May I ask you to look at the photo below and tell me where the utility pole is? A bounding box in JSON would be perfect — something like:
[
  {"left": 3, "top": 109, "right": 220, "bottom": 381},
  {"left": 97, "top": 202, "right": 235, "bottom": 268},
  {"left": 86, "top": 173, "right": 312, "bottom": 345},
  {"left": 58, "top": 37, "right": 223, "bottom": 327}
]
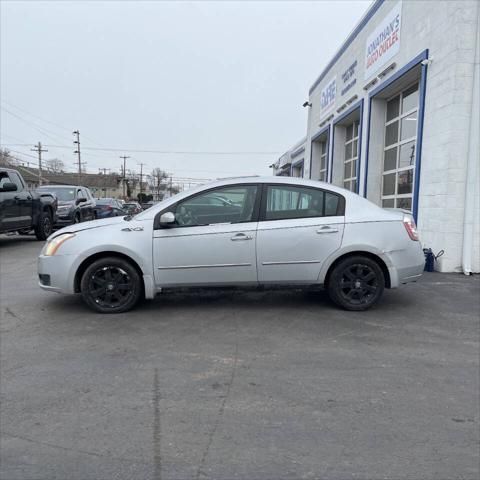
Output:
[
  {"left": 120, "top": 155, "right": 130, "bottom": 199},
  {"left": 137, "top": 162, "right": 146, "bottom": 197},
  {"left": 73, "top": 130, "right": 85, "bottom": 183},
  {"left": 31, "top": 142, "right": 48, "bottom": 186},
  {"left": 99, "top": 168, "right": 110, "bottom": 198}
]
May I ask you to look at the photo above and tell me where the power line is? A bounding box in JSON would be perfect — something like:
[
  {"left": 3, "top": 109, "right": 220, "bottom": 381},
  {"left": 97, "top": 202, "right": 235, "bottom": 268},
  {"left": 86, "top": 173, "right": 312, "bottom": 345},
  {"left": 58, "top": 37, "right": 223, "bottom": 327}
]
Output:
[
  {"left": 1, "top": 101, "right": 72, "bottom": 133},
  {"left": 0, "top": 143, "right": 280, "bottom": 155},
  {"left": 1, "top": 101, "right": 110, "bottom": 149},
  {"left": 1, "top": 107, "right": 72, "bottom": 147}
]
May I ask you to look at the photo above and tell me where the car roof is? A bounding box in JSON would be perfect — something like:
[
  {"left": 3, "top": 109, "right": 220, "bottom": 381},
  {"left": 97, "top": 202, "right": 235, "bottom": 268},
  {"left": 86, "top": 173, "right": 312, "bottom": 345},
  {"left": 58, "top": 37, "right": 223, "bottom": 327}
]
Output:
[
  {"left": 38, "top": 184, "right": 84, "bottom": 189},
  {"left": 135, "top": 175, "right": 392, "bottom": 223}
]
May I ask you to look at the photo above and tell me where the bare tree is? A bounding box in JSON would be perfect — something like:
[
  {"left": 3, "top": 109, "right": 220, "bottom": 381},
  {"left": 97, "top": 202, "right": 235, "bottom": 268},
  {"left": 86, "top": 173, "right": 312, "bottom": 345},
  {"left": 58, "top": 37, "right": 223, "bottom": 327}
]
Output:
[
  {"left": 0, "top": 148, "right": 13, "bottom": 167},
  {"left": 149, "top": 168, "right": 168, "bottom": 200},
  {"left": 45, "top": 158, "right": 65, "bottom": 173}
]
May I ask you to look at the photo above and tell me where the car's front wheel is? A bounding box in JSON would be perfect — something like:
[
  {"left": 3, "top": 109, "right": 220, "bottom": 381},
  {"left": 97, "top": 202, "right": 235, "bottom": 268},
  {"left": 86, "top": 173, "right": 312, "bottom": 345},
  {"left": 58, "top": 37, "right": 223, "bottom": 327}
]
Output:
[
  {"left": 327, "top": 256, "right": 385, "bottom": 311},
  {"left": 80, "top": 257, "right": 142, "bottom": 313}
]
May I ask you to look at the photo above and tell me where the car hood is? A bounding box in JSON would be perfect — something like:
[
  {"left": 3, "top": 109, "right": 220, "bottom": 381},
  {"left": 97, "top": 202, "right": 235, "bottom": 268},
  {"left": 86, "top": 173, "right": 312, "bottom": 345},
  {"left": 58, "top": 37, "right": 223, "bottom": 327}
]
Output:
[{"left": 48, "top": 216, "right": 127, "bottom": 239}]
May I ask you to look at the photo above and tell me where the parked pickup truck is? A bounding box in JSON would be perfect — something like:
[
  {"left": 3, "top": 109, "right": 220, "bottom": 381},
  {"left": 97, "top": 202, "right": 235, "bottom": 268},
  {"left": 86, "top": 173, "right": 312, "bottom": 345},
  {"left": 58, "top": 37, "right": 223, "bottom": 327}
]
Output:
[{"left": 0, "top": 167, "right": 57, "bottom": 240}]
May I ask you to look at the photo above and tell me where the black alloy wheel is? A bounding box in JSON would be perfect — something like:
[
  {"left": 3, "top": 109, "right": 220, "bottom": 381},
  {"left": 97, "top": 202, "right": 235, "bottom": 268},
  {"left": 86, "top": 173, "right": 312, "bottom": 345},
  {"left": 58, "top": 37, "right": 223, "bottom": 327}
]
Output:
[
  {"left": 34, "top": 211, "right": 53, "bottom": 240},
  {"left": 327, "top": 256, "right": 384, "bottom": 311},
  {"left": 81, "top": 257, "right": 142, "bottom": 313}
]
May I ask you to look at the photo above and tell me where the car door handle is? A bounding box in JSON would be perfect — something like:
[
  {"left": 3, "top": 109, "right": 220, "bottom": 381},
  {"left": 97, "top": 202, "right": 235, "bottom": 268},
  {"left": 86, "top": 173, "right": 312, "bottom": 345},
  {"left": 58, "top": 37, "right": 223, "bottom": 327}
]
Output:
[
  {"left": 231, "top": 233, "right": 253, "bottom": 241},
  {"left": 316, "top": 226, "right": 339, "bottom": 234}
]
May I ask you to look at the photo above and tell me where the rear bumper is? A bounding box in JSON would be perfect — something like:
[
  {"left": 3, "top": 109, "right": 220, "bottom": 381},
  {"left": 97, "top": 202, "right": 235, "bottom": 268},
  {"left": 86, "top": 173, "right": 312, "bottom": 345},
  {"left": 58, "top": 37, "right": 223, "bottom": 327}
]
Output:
[{"left": 386, "top": 242, "right": 425, "bottom": 288}]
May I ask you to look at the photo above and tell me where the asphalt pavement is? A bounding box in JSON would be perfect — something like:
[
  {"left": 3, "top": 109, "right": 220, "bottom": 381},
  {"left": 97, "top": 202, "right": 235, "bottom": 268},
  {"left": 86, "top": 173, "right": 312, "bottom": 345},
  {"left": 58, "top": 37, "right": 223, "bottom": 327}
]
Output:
[{"left": 1, "top": 234, "right": 479, "bottom": 480}]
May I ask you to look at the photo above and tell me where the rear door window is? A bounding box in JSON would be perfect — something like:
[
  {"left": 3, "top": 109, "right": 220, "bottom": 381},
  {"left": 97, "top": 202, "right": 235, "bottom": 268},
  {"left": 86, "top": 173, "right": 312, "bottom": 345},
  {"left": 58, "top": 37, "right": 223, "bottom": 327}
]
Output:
[{"left": 264, "top": 185, "right": 344, "bottom": 221}]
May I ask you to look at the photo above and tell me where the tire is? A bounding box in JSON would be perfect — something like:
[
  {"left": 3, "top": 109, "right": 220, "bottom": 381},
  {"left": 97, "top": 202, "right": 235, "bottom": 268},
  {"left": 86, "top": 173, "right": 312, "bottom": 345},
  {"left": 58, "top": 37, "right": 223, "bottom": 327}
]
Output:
[
  {"left": 327, "top": 255, "right": 385, "bottom": 311},
  {"left": 34, "top": 210, "right": 53, "bottom": 241},
  {"left": 80, "top": 257, "right": 142, "bottom": 313}
]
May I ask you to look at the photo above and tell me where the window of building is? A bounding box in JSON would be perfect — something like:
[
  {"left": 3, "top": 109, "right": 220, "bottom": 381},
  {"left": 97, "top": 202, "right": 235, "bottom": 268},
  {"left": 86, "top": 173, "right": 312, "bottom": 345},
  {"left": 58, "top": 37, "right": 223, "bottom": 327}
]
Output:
[
  {"left": 343, "top": 121, "right": 359, "bottom": 192},
  {"left": 319, "top": 142, "right": 328, "bottom": 181},
  {"left": 291, "top": 161, "right": 304, "bottom": 178},
  {"left": 265, "top": 185, "right": 343, "bottom": 220},
  {"left": 381, "top": 83, "right": 419, "bottom": 210},
  {"left": 311, "top": 130, "right": 329, "bottom": 182}
]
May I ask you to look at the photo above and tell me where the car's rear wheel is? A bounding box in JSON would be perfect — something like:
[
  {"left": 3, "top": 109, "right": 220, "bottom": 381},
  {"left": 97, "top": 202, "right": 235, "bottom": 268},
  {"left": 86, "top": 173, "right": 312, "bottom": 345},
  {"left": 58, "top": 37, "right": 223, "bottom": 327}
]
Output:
[
  {"left": 34, "top": 210, "right": 53, "bottom": 241},
  {"left": 80, "top": 257, "right": 142, "bottom": 313},
  {"left": 327, "top": 256, "right": 384, "bottom": 311}
]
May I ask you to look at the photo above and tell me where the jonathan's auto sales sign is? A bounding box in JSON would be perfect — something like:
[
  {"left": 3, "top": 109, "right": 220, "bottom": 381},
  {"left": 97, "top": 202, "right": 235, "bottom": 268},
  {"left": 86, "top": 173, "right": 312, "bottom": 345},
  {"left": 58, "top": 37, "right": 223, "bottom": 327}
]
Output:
[{"left": 364, "top": 2, "right": 402, "bottom": 79}]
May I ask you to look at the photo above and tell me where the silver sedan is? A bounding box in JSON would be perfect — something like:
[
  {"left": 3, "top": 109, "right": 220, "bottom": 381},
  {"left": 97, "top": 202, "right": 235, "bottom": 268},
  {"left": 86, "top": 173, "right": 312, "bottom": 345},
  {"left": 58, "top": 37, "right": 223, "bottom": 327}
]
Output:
[{"left": 38, "top": 176, "right": 424, "bottom": 313}]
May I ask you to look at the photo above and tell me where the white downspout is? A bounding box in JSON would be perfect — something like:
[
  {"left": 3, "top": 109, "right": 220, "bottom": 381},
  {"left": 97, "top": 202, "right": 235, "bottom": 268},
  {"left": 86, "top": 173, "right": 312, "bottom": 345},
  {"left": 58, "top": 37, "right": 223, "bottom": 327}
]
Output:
[{"left": 462, "top": 3, "right": 480, "bottom": 275}]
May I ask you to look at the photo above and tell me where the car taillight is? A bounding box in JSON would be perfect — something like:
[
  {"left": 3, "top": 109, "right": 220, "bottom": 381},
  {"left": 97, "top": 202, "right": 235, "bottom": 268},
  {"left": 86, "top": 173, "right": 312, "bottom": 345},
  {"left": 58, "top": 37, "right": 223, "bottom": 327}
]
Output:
[{"left": 403, "top": 215, "right": 419, "bottom": 241}]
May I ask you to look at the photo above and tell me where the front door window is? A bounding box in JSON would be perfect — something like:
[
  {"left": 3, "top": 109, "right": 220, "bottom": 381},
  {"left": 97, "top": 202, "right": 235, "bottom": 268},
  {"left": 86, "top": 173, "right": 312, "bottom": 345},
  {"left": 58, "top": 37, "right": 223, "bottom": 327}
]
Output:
[{"left": 174, "top": 185, "right": 258, "bottom": 226}]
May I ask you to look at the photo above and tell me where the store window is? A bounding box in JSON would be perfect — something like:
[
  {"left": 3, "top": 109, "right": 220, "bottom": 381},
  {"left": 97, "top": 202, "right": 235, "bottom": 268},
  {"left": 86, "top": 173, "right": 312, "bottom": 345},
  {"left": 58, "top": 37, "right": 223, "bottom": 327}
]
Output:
[
  {"left": 382, "top": 83, "right": 419, "bottom": 210},
  {"left": 319, "top": 142, "right": 328, "bottom": 181},
  {"left": 343, "top": 121, "right": 359, "bottom": 192},
  {"left": 291, "top": 161, "right": 304, "bottom": 178}
]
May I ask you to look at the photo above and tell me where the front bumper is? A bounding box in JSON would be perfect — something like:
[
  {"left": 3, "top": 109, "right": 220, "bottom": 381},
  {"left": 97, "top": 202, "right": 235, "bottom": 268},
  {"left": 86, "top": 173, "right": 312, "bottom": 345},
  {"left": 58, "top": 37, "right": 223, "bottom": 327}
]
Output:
[
  {"left": 54, "top": 212, "right": 74, "bottom": 227},
  {"left": 38, "top": 254, "right": 80, "bottom": 294}
]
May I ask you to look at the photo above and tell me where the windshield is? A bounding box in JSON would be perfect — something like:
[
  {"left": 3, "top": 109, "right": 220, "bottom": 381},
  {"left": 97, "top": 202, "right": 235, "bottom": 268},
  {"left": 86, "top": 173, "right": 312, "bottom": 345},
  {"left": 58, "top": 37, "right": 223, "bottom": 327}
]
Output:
[{"left": 40, "top": 187, "right": 75, "bottom": 201}]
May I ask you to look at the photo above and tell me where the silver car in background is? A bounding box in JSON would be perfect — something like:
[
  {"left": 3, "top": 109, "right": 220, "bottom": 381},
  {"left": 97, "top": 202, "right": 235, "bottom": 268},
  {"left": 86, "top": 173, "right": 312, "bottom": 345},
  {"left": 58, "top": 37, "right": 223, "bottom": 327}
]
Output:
[{"left": 38, "top": 176, "right": 424, "bottom": 313}]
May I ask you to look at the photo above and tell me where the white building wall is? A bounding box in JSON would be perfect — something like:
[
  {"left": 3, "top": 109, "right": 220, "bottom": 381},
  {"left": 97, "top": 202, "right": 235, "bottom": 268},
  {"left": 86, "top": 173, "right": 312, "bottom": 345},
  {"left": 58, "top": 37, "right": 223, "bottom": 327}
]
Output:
[{"left": 283, "top": 0, "right": 479, "bottom": 273}]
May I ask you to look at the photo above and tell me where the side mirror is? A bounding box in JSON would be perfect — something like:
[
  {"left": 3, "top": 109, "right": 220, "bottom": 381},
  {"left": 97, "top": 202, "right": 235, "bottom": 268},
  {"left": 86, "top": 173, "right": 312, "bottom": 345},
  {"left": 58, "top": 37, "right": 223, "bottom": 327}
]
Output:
[
  {"left": 159, "top": 211, "right": 175, "bottom": 227},
  {"left": 76, "top": 197, "right": 87, "bottom": 205},
  {"left": 0, "top": 182, "right": 18, "bottom": 192}
]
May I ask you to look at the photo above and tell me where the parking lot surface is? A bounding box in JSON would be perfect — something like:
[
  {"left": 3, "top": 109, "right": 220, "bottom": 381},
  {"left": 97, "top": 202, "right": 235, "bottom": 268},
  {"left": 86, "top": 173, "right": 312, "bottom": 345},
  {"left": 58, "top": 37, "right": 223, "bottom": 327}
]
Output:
[{"left": 1, "top": 234, "right": 479, "bottom": 480}]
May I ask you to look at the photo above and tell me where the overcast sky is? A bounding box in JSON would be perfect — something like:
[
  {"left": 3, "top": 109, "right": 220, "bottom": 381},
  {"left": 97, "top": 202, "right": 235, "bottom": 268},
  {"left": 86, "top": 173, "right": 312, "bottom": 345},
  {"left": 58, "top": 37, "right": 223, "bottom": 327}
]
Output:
[{"left": 1, "top": 0, "right": 370, "bottom": 182}]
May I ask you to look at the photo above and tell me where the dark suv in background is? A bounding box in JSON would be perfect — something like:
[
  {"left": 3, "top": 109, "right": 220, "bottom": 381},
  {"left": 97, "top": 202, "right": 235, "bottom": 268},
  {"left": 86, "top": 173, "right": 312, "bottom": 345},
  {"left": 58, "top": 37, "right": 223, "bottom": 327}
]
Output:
[{"left": 37, "top": 185, "right": 96, "bottom": 226}]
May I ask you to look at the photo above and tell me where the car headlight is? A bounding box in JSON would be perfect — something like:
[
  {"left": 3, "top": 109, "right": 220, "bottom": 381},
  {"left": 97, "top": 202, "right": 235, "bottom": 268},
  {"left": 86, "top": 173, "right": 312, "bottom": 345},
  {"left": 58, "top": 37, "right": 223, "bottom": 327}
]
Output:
[
  {"left": 43, "top": 233, "right": 76, "bottom": 256},
  {"left": 57, "top": 205, "right": 72, "bottom": 213}
]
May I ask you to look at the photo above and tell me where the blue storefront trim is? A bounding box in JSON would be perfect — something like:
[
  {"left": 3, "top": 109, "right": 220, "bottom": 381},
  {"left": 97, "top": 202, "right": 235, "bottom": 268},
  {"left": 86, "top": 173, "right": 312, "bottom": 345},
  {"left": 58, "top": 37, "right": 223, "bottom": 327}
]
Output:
[
  {"left": 309, "top": 124, "right": 330, "bottom": 181},
  {"left": 330, "top": 99, "right": 364, "bottom": 193},
  {"left": 413, "top": 61, "right": 428, "bottom": 222},
  {"left": 363, "top": 49, "right": 429, "bottom": 223}
]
